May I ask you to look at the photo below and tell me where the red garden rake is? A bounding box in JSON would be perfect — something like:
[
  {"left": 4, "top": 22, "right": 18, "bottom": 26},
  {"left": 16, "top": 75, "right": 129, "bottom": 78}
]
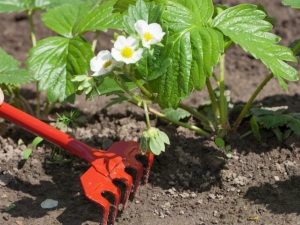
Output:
[{"left": 0, "top": 98, "right": 154, "bottom": 225}]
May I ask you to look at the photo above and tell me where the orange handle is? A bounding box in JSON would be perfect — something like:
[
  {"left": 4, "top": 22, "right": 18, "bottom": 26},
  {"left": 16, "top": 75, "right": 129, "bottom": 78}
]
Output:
[{"left": 0, "top": 102, "right": 99, "bottom": 162}]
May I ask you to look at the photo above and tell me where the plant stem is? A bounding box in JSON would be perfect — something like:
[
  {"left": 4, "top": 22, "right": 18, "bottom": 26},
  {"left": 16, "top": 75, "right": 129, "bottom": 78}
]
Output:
[
  {"left": 231, "top": 72, "right": 273, "bottom": 132},
  {"left": 124, "top": 103, "right": 209, "bottom": 139},
  {"left": 231, "top": 42, "right": 300, "bottom": 133},
  {"left": 178, "top": 102, "right": 213, "bottom": 131},
  {"left": 148, "top": 106, "right": 211, "bottom": 138},
  {"left": 129, "top": 74, "right": 211, "bottom": 127},
  {"left": 27, "top": 10, "right": 41, "bottom": 118},
  {"left": 143, "top": 100, "right": 151, "bottom": 129},
  {"left": 292, "top": 39, "right": 300, "bottom": 55},
  {"left": 27, "top": 10, "right": 36, "bottom": 47},
  {"left": 91, "top": 31, "right": 100, "bottom": 52},
  {"left": 219, "top": 53, "right": 228, "bottom": 128},
  {"left": 114, "top": 75, "right": 141, "bottom": 104},
  {"left": 205, "top": 78, "right": 220, "bottom": 129}
]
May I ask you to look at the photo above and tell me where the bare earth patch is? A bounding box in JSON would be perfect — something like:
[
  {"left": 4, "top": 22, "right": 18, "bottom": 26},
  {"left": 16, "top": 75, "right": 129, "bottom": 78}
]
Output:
[{"left": 1, "top": 1, "right": 300, "bottom": 225}]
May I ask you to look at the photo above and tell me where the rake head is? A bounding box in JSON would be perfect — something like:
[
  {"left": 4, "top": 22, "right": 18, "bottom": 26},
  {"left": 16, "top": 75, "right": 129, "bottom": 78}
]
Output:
[
  {"left": 0, "top": 101, "right": 154, "bottom": 225},
  {"left": 80, "top": 142, "right": 154, "bottom": 225}
]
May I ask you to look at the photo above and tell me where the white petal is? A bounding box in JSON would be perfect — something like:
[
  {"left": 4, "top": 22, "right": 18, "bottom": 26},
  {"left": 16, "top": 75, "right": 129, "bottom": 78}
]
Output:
[
  {"left": 111, "top": 48, "right": 123, "bottom": 62},
  {"left": 126, "top": 36, "right": 139, "bottom": 48},
  {"left": 142, "top": 40, "right": 151, "bottom": 48},
  {"left": 131, "top": 48, "right": 144, "bottom": 63},
  {"left": 90, "top": 56, "right": 101, "bottom": 72},
  {"left": 134, "top": 20, "right": 148, "bottom": 36},
  {"left": 114, "top": 36, "right": 128, "bottom": 50},
  {"left": 97, "top": 50, "right": 112, "bottom": 60}
]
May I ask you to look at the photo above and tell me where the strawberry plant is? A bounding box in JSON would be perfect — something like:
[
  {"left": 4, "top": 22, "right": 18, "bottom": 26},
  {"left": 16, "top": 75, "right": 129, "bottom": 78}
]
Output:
[{"left": 0, "top": 0, "right": 299, "bottom": 155}]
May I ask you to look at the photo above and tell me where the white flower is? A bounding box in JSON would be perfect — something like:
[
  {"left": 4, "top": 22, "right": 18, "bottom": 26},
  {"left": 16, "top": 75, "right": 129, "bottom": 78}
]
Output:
[
  {"left": 134, "top": 20, "right": 165, "bottom": 48},
  {"left": 90, "top": 50, "right": 116, "bottom": 76},
  {"left": 111, "top": 36, "right": 143, "bottom": 64},
  {"left": 0, "top": 88, "right": 4, "bottom": 105}
]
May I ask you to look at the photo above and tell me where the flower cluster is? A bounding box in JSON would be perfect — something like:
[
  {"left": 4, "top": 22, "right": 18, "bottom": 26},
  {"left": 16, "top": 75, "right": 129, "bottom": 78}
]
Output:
[{"left": 90, "top": 20, "right": 165, "bottom": 76}]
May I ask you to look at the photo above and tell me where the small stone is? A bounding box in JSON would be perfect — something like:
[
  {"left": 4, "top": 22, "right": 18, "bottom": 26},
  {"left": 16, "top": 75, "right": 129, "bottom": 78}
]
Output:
[
  {"left": 179, "top": 192, "right": 190, "bottom": 198},
  {"left": 208, "top": 193, "right": 216, "bottom": 199},
  {"left": 213, "top": 210, "right": 218, "bottom": 217},
  {"left": 190, "top": 192, "right": 197, "bottom": 198},
  {"left": 0, "top": 174, "right": 12, "bottom": 186},
  {"left": 274, "top": 176, "right": 280, "bottom": 181},
  {"left": 3, "top": 215, "right": 9, "bottom": 221},
  {"left": 179, "top": 210, "right": 184, "bottom": 215},
  {"left": 168, "top": 181, "right": 175, "bottom": 186},
  {"left": 196, "top": 199, "right": 203, "bottom": 205},
  {"left": 159, "top": 212, "right": 165, "bottom": 218},
  {"left": 169, "top": 174, "right": 175, "bottom": 179},
  {"left": 135, "top": 200, "right": 140, "bottom": 204}
]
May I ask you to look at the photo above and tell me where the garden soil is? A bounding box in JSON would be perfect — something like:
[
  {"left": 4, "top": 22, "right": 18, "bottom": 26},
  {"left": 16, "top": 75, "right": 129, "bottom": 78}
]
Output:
[{"left": 1, "top": 1, "right": 300, "bottom": 225}]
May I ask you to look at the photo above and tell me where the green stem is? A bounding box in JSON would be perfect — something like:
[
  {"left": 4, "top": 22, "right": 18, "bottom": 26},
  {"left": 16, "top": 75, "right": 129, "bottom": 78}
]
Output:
[
  {"left": 27, "top": 10, "right": 40, "bottom": 118},
  {"left": 17, "top": 94, "right": 34, "bottom": 115},
  {"left": 231, "top": 73, "right": 273, "bottom": 133},
  {"left": 292, "top": 39, "right": 300, "bottom": 55},
  {"left": 91, "top": 31, "right": 100, "bottom": 52},
  {"left": 129, "top": 74, "right": 211, "bottom": 127},
  {"left": 231, "top": 42, "right": 300, "bottom": 133},
  {"left": 205, "top": 78, "right": 220, "bottom": 129},
  {"left": 143, "top": 100, "right": 151, "bottom": 129},
  {"left": 114, "top": 75, "right": 141, "bottom": 104},
  {"left": 219, "top": 53, "right": 228, "bottom": 127},
  {"left": 43, "top": 102, "right": 56, "bottom": 116},
  {"left": 178, "top": 102, "right": 213, "bottom": 131},
  {"left": 27, "top": 10, "right": 36, "bottom": 47},
  {"left": 148, "top": 106, "right": 211, "bottom": 138}
]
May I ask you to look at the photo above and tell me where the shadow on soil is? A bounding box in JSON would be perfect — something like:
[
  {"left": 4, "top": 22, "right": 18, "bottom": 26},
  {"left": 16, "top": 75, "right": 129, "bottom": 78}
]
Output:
[
  {"left": 244, "top": 175, "right": 300, "bottom": 215},
  {"left": 2, "top": 93, "right": 300, "bottom": 224}
]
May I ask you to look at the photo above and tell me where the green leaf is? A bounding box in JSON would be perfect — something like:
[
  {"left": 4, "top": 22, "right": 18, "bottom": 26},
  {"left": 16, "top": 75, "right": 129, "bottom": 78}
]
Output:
[
  {"left": 251, "top": 108, "right": 300, "bottom": 136},
  {"left": 149, "top": 137, "right": 162, "bottom": 155},
  {"left": 0, "top": 0, "right": 51, "bottom": 13},
  {"left": 172, "top": 0, "right": 214, "bottom": 24},
  {"left": 289, "top": 39, "right": 300, "bottom": 56},
  {"left": 105, "top": 96, "right": 129, "bottom": 108},
  {"left": 5, "top": 204, "right": 16, "bottom": 212},
  {"left": 47, "top": 0, "right": 84, "bottom": 8},
  {"left": 26, "top": 36, "right": 94, "bottom": 103},
  {"left": 158, "top": 130, "right": 170, "bottom": 145},
  {"left": 23, "top": 148, "right": 32, "bottom": 159},
  {"left": 123, "top": 0, "right": 149, "bottom": 35},
  {"left": 114, "top": 0, "right": 166, "bottom": 13},
  {"left": 149, "top": 0, "right": 223, "bottom": 108},
  {"left": 137, "top": 45, "right": 172, "bottom": 81},
  {"left": 250, "top": 116, "right": 261, "bottom": 141},
  {"left": 212, "top": 4, "right": 298, "bottom": 90},
  {"left": 282, "top": 0, "right": 300, "bottom": 8},
  {"left": 0, "top": 0, "right": 25, "bottom": 12},
  {"left": 163, "top": 108, "right": 190, "bottom": 121},
  {"left": 0, "top": 48, "right": 32, "bottom": 85},
  {"left": 215, "top": 137, "right": 225, "bottom": 148},
  {"left": 32, "top": 136, "right": 43, "bottom": 147},
  {"left": 41, "top": 0, "right": 122, "bottom": 38}
]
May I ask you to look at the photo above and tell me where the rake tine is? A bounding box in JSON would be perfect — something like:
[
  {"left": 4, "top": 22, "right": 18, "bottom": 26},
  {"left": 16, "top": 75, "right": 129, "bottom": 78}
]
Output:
[
  {"left": 80, "top": 167, "right": 121, "bottom": 225},
  {"left": 109, "top": 168, "right": 133, "bottom": 210},
  {"left": 143, "top": 152, "right": 154, "bottom": 184}
]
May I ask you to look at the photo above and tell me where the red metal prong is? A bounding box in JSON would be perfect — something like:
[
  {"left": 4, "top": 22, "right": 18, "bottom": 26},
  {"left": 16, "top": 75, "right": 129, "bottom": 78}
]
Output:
[
  {"left": 143, "top": 152, "right": 154, "bottom": 184},
  {"left": 80, "top": 166, "right": 121, "bottom": 225},
  {"left": 109, "top": 168, "right": 133, "bottom": 210}
]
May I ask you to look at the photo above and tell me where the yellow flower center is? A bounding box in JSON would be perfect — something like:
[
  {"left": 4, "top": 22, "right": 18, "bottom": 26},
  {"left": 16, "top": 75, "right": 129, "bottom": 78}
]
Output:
[
  {"left": 144, "top": 32, "right": 153, "bottom": 42},
  {"left": 121, "top": 47, "right": 134, "bottom": 58},
  {"left": 103, "top": 60, "right": 112, "bottom": 68}
]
